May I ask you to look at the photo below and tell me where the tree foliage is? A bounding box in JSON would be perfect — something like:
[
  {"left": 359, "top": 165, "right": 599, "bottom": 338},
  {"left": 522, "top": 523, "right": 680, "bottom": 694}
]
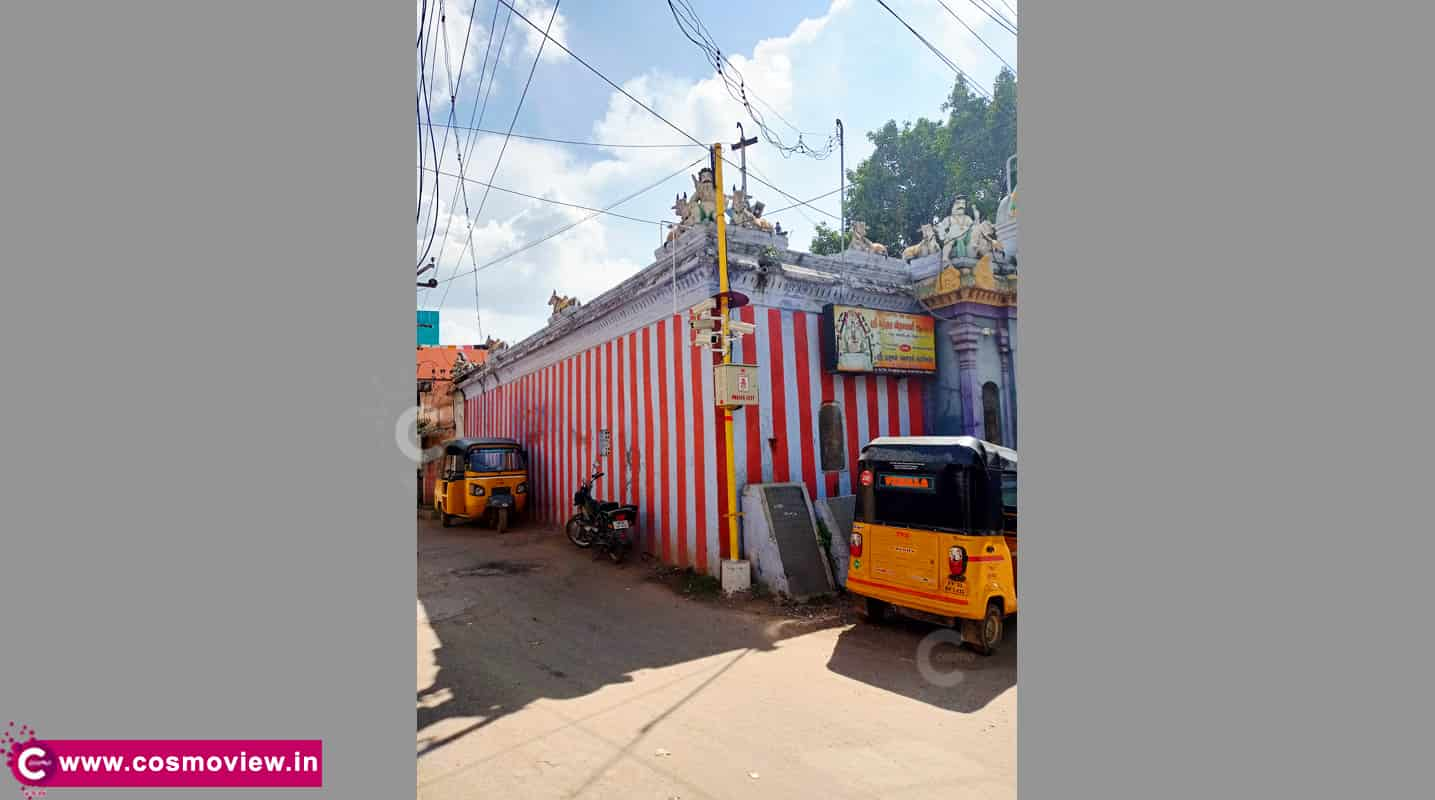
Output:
[
  {"left": 809, "top": 222, "right": 849, "bottom": 255},
  {"left": 815, "top": 69, "right": 1016, "bottom": 256}
]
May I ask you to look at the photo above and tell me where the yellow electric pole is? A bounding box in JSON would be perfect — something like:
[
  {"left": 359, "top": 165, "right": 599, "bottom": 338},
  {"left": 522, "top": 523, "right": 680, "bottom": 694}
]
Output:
[{"left": 713, "top": 143, "right": 741, "bottom": 563}]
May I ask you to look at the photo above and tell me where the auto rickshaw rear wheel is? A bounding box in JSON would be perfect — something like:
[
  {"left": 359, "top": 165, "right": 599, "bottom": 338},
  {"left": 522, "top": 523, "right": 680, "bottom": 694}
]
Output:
[
  {"left": 966, "top": 602, "right": 1003, "bottom": 656},
  {"left": 441, "top": 510, "right": 453, "bottom": 528}
]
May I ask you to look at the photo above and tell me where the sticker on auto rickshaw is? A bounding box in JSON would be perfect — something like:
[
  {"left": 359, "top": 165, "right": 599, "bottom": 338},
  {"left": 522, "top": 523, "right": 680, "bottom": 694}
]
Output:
[{"left": 878, "top": 473, "right": 936, "bottom": 492}]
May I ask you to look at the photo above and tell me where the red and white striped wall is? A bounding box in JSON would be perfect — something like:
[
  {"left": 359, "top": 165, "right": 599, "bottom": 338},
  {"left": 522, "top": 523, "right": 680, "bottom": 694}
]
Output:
[{"left": 465, "top": 305, "right": 928, "bottom": 574}]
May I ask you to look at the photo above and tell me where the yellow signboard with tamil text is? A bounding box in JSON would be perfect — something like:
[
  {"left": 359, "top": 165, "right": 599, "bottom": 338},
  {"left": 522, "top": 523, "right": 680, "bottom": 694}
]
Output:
[{"left": 820, "top": 305, "right": 937, "bottom": 375}]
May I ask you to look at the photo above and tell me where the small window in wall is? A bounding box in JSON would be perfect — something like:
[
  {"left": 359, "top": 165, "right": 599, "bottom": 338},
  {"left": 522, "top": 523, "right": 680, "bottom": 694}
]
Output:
[
  {"left": 982, "top": 382, "right": 1003, "bottom": 446},
  {"left": 819, "top": 403, "right": 845, "bottom": 472}
]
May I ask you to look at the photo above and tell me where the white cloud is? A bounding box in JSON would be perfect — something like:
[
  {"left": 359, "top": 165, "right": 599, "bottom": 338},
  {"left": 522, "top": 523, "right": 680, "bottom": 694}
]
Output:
[
  {"left": 421, "top": 0, "right": 1016, "bottom": 346},
  {"left": 512, "top": 0, "right": 570, "bottom": 65}
]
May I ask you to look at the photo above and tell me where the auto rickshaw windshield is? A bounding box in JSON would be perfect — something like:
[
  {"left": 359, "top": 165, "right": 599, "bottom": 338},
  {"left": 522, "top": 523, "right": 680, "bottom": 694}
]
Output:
[{"left": 467, "top": 447, "right": 525, "bottom": 473}]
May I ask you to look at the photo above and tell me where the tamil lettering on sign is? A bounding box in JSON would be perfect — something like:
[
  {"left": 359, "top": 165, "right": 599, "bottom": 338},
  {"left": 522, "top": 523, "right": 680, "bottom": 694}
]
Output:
[{"left": 818, "top": 304, "right": 937, "bottom": 375}]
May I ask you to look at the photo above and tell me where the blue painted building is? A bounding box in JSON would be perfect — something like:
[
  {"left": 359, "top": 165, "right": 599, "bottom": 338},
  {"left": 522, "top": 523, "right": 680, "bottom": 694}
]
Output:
[{"left": 417, "top": 310, "right": 440, "bottom": 346}]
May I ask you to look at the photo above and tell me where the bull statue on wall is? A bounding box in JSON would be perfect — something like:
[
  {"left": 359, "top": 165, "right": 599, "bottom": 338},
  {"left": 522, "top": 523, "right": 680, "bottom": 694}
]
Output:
[
  {"left": 902, "top": 223, "right": 940, "bottom": 261},
  {"left": 847, "top": 220, "right": 888, "bottom": 256},
  {"left": 547, "top": 290, "right": 580, "bottom": 318}
]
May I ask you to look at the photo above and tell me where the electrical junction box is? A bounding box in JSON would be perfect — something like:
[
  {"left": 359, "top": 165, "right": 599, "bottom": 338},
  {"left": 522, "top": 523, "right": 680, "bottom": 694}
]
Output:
[{"left": 714, "top": 363, "right": 758, "bottom": 407}]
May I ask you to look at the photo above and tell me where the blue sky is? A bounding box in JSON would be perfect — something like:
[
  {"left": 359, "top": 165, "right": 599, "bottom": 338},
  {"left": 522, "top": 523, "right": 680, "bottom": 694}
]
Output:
[{"left": 417, "top": 0, "right": 1017, "bottom": 344}]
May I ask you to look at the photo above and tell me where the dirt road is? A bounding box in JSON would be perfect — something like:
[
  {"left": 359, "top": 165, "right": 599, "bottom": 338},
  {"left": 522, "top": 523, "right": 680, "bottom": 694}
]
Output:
[{"left": 417, "top": 516, "right": 1016, "bottom": 799}]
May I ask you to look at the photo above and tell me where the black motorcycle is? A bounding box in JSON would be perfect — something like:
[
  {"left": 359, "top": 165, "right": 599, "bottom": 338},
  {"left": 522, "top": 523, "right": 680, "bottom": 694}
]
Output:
[{"left": 566, "top": 465, "right": 639, "bottom": 563}]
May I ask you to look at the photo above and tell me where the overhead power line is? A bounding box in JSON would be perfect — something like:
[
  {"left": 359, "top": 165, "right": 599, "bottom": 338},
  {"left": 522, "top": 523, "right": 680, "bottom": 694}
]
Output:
[
  {"left": 422, "top": 121, "right": 695, "bottom": 149},
  {"left": 418, "top": 165, "right": 669, "bottom": 225},
  {"left": 872, "top": 0, "right": 992, "bottom": 100},
  {"left": 967, "top": 0, "right": 1017, "bottom": 35},
  {"left": 415, "top": 1, "right": 444, "bottom": 268},
  {"left": 496, "top": 0, "right": 706, "bottom": 150},
  {"left": 665, "top": 0, "right": 836, "bottom": 160},
  {"left": 423, "top": 0, "right": 512, "bottom": 307},
  {"left": 438, "top": 0, "right": 563, "bottom": 310},
  {"left": 432, "top": 157, "right": 704, "bottom": 291},
  {"left": 762, "top": 186, "right": 843, "bottom": 217},
  {"left": 936, "top": 0, "right": 1016, "bottom": 73},
  {"left": 735, "top": 164, "right": 840, "bottom": 222},
  {"left": 421, "top": 0, "right": 484, "bottom": 278},
  {"left": 495, "top": 0, "right": 839, "bottom": 222},
  {"left": 461, "top": 0, "right": 562, "bottom": 256}
]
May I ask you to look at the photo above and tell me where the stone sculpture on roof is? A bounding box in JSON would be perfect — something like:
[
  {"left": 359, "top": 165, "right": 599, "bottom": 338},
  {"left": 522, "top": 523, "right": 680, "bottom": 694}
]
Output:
[
  {"left": 970, "top": 219, "right": 1005, "bottom": 261},
  {"left": 547, "top": 290, "right": 580, "bottom": 320},
  {"left": 728, "top": 186, "right": 775, "bottom": 233},
  {"left": 665, "top": 167, "right": 721, "bottom": 245},
  {"left": 847, "top": 220, "right": 888, "bottom": 256},
  {"left": 901, "top": 223, "right": 940, "bottom": 261}
]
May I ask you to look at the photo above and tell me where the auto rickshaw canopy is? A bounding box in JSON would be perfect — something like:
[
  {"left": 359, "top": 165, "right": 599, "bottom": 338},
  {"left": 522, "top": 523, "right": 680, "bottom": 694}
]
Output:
[
  {"left": 443, "top": 437, "right": 521, "bottom": 455},
  {"left": 860, "top": 436, "right": 1016, "bottom": 471}
]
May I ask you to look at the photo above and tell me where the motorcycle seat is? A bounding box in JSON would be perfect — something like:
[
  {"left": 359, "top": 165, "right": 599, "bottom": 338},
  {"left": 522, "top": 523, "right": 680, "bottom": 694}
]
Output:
[{"left": 597, "top": 501, "right": 620, "bottom": 512}]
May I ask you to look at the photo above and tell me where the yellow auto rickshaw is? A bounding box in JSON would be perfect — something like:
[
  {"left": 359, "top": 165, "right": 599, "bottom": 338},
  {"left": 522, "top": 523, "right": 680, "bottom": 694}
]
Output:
[
  {"left": 434, "top": 437, "right": 529, "bottom": 533},
  {"left": 845, "top": 436, "right": 1017, "bottom": 655}
]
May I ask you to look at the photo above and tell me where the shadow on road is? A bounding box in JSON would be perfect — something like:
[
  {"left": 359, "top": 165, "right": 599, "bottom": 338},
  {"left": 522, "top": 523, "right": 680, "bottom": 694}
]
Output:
[
  {"left": 416, "top": 517, "right": 850, "bottom": 764},
  {"left": 824, "top": 609, "right": 1016, "bottom": 714}
]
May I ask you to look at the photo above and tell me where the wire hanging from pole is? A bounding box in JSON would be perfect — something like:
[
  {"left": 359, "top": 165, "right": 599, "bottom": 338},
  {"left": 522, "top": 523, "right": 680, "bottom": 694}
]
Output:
[{"left": 665, "top": 0, "right": 836, "bottom": 159}]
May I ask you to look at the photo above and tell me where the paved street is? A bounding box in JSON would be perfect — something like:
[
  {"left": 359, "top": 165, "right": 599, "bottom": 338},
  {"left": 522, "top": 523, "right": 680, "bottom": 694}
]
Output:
[{"left": 417, "top": 516, "right": 1016, "bottom": 800}]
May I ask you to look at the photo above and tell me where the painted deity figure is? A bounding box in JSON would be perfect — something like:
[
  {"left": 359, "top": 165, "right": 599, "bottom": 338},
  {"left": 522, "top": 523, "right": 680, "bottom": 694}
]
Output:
[
  {"left": 689, "top": 167, "right": 718, "bottom": 224},
  {"left": 667, "top": 168, "right": 718, "bottom": 244},
  {"left": 937, "top": 195, "right": 977, "bottom": 263}
]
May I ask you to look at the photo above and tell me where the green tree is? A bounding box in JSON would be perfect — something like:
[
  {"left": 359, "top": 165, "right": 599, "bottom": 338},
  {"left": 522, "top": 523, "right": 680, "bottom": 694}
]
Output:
[
  {"left": 840, "top": 70, "right": 1017, "bottom": 255},
  {"left": 809, "top": 221, "right": 849, "bottom": 255}
]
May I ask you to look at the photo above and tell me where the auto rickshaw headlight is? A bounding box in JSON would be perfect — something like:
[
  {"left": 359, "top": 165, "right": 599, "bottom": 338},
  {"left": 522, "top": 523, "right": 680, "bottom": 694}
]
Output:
[
  {"left": 515, "top": 482, "right": 527, "bottom": 494},
  {"left": 470, "top": 485, "right": 485, "bottom": 497}
]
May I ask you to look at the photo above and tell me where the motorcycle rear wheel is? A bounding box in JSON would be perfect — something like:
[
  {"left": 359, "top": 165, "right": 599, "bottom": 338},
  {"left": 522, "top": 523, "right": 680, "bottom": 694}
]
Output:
[{"left": 566, "top": 514, "right": 594, "bottom": 548}]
